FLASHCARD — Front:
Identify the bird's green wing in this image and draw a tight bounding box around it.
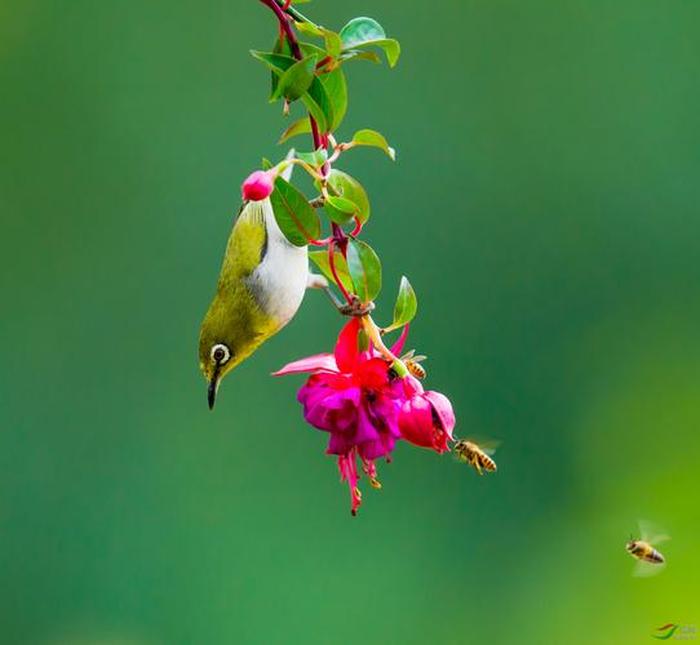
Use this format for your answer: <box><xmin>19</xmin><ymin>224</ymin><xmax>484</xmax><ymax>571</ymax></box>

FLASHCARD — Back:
<box><xmin>219</xmin><ymin>200</ymin><xmax>268</xmax><ymax>282</ymax></box>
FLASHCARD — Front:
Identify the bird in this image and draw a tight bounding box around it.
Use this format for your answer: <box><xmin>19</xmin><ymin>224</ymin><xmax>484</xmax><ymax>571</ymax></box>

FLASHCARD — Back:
<box><xmin>198</xmin><ymin>157</ymin><xmax>325</xmax><ymax>409</ymax></box>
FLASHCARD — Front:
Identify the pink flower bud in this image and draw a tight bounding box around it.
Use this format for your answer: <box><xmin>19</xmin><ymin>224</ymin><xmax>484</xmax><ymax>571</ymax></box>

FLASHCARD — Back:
<box><xmin>241</xmin><ymin>170</ymin><xmax>274</xmax><ymax>201</ymax></box>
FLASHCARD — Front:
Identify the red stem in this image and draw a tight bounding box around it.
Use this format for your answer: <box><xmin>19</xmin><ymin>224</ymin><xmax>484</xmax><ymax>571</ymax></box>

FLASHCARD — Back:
<box><xmin>349</xmin><ymin>216</ymin><xmax>363</xmax><ymax>237</ymax></box>
<box><xmin>328</xmin><ymin>240</ymin><xmax>352</xmax><ymax>303</ymax></box>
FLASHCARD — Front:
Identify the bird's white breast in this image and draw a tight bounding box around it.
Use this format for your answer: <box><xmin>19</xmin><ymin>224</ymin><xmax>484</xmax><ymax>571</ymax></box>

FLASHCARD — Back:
<box><xmin>246</xmin><ymin>199</ymin><xmax>308</xmax><ymax>326</ymax></box>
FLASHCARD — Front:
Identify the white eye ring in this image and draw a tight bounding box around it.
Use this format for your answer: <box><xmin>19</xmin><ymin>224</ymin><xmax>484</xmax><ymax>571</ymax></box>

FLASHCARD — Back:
<box><xmin>211</xmin><ymin>343</ymin><xmax>231</xmax><ymax>365</ymax></box>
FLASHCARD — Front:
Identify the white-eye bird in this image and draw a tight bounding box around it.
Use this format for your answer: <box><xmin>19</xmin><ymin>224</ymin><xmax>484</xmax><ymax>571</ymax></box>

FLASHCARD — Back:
<box><xmin>198</xmin><ymin>159</ymin><xmax>323</xmax><ymax>408</ymax></box>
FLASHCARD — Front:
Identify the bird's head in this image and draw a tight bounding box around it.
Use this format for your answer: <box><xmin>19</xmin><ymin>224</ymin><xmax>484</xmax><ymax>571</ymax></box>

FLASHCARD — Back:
<box><xmin>198</xmin><ymin>293</ymin><xmax>273</xmax><ymax>409</ymax></box>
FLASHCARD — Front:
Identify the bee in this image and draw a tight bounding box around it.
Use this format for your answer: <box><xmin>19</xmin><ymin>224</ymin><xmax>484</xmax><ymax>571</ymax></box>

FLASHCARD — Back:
<box><xmin>625</xmin><ymin>521</ymin><xmax>670</xmax><ymax>577</ymax></box>
<box><xmin>400</xmin><ymin>350</ymin><xmax>427</xmax><ymax>380</ymax></box>
<box><xmin>454</xmin><ymin>440</ymin><xmax>499</xmax><ymax>475</ymax></box>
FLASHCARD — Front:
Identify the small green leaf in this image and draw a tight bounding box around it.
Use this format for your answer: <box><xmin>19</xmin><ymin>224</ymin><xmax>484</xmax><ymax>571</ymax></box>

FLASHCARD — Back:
<box><xmin>251</xmin><ymin>50</ymin><xmax>296</xmax><ymax>75</ymax></box>
<box><xmin>299</xmin><ymin>42</ymin><xmax>326</xmax><ymax>58</ymax></box>
<box><xmin>391</xmin><ymin>276</ymin><xmax>417</xmax><ymax>329</ymax></box>
<box><xmin>269</xmin><ymin>176</ymin><xmax>320</xmax><ymax>246</ymax></box>
<box><xmin>352</xmin><ymin>129</ymin><xmax>396</xmax><ymax>160</ymax></box>
<box><xmin>324</xmin><ymin>195</ymin><xmax>357</xmax><ymax>225</ymax></box>
<box><xmin>278</xmin><ymin>117</ymin><xmax>312</xmax><ymax>144</ymax></box>
<box><xmin>347</xmin><ymin>238</ymin><xmax>382</xmax><ymax>303</ymax></box>
<box><xmin>252</xmin><ymin>50</ymin><xmax>331</xmax><ymax>130</ymax></box>
<box><xmin>339</xmin><ymin>18</ymin><xmax>401</xmax><ymax>67</ymax></box>
<box><xmin>326</xmin><ymin>169</ymin><xmax>370</xmax><ymax>223</ymax></box>
<box><xmin>296</xmin><ymin>23</ymin><xmax>342</xmax><ymax>58</ymax></box>
<box><xmin>271</xmin><ymin>37</ymin><xmax>293</xmax><ymax>95</ymax></box>
<box><xmin>322</xmin><ymin>29</ymin><xmax>342</xmax><ymax>57</ymax></box>
<box><xmin>309</xmin><ymin>250</ymin><xmax>354</xmax><ymax>295</ymax></box>
<box><xmin>270</xmin><ymin>54</ymin><xmax>317</xmax><ymax>102</ymax></box>
<box><xmin>261</xmin><ymin>157</ymin><xmax>273</xmax><ymax>171</ymax></box>
<box><xmin>339</xmin><ymin>49</ymin><xmax>382</xmax><ymax>65</ymax></box>
<box><xmin>320</xmin><ymin>67</ymin><xmax>347</xmax><ymax>131</ymax></box>
<box><xmin>302</xmin><ymin>76</ymin><xmax>333</xmax><ymax>132</ymax></box>
<box><xmin>359</xmin><ymin>39</ymin><xmax>400</xmax><ymax>67</ymax></box>
<box><xmin>339</xmin><ymin>17</ymin><xmax>386</xmax><ymax>48</ymax></box>
<box><xmin>296</xmin><ymin>148</ymin><xmax>328</xmax><ymax>166</ymax></box>
<box><xmin>295</xmin><ymin>21</ymin><xmax>324</xmax><ymax>37</ymax></box>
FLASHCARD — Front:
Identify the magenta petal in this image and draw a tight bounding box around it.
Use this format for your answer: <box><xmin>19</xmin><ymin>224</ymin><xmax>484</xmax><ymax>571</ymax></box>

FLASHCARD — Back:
<box><xmin>273</xmin><ymin>353</ymin><xmax>337</xmax><ymax>376</ymax></box>
<box><xmin>358</xmin><ymin>437</ymin><xmax>393</xmax><ymax>461</ymax></box>
<box><xmin>326</xmin><ymin>432</ymin><xmax>354</xmax><ymax>455</ymax></box>
<box><xmin>390</xmin><ymin>324</ymin><xmax>410</xmax><ymax>355</ymax></box>
<box><xmin>424</xmin><ymin>390</ymin><xmax>456</xmax><ymax>438</ymax></box>
<box><xmin>303</xmin><ymin>386</ymin><xmax>361</xmax><ymax>434</ymax></box>
<box><xmin>354</xmin><ymin>403</ymin><xmax>381</xmax><ymax>445</ymax></box>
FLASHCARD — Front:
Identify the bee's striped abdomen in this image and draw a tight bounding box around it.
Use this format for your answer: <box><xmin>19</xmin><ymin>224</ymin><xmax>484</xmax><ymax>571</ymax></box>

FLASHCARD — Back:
<box><xmin>478</xmin><ymin>453</ymin><xmax>497</xmax><ymax>472</ymax></box>
<box><xmin>645</xmin><ymin>548</ymin><xmax>664</xmax><ymax>564</ymax></box>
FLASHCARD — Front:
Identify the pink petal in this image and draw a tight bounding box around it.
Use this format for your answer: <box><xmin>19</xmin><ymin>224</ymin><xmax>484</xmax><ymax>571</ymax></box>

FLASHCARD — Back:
<box><xmin>272</xmin><ymin>353</ymin><xmax>337</xmax><ymax>376</ymax></box>
<box><xmin>398</xmin><ymin>396</ymin><xmax>435</xmax><ymax>448</ymax></box>
<box><xmin>334</xmin><ymin>318</ymin><xmax>361</xmax><ymax>373</ymax></box>
<box><xmin>424</xmin><ymin>391</ymin><xmax>456</xmax><ymax>438</ymax></box>
<box><xmin>390</xmin><ymin>324</ymin><xmax>410</xmax><ymax>355</ymax></box>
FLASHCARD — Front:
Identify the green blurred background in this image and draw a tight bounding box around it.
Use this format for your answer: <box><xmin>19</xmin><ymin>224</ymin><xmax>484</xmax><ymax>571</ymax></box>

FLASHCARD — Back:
<box><xmin>2</xmin><ymin>1</ymin><xmax>699</xmax><ymax>643</ymax></box>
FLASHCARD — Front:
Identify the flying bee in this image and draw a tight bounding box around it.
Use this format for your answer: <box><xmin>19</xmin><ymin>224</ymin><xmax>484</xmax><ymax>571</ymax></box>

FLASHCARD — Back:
<box><xmin>400</xmin><ymin>350</ymin><xmax>427</xmax><ymax>380</ymax></box>
<box><xmin>454</xmin><ymin>440</ymin><xmax>499</xmax><ymax>475</ymax></box>
<box><xmin>625</xmin><ymin>520</ymin><xmax>670</xmax><ymax>577</ymax></box>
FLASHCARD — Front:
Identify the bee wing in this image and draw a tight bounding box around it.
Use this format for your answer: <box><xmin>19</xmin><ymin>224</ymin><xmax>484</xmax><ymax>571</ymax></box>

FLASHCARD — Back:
<box><xmin>410</xmin><ymin>354</ymin><xmax>428</xmax><ymax>363</ymax></box>
<box><xmin>633</xmin><ymin>559</ymin><xmax>665</xmax><ymax>578</ymax></box>
<box><xmin>400</xmin><ymin>349</ymin><xmax>416</xmax><ymax>361</ymax></box>
<box><xmin>468</xmin><ymin>438</ymin><xmax>501</xmax><ymax>455</ymax></box>
<box><xmin>638</xmin><ymin>520</ymin><xmax>671</xmax><ymax>545</ymax></box>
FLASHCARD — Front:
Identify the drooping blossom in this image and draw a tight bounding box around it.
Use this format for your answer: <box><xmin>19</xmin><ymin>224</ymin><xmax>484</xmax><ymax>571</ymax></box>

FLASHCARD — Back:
<box><xmin>274</xmin><ymin>318</ymin><xmax>456</xmax><ymax>515</ymax></box>
<box><xmin>241</xmin><ymin>169</ymin><xmax>274</xmax><ymax>201</ymax></box>
<box><xmin>393</xmin><ymin>375</ymin><xmax>455</xmax><ymax>454</ymax></box>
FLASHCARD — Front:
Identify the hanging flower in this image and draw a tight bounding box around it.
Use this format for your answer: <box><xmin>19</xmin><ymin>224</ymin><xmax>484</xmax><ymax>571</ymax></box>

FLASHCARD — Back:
<box><xmin>394</xmin><ymin>375</ymin><xmax>455</xmax><ymax>453</ymax></box>
<box><xmin>274</xmin><ymin>319</ymin><xmax>456</xmax><ymax>514</ymax></box>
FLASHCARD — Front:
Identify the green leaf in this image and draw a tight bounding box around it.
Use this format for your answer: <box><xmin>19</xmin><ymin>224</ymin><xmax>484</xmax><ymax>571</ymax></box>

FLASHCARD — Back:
<box><xmin>302</xmin><ymin>76</ymin><xmax>333</xmax><ymax>132</ymax></box>
<box><xmin>261</xmin><ymin>157</ymin><xmax>273</xmax><ymax>171</ymax></box>
<box><xmin>320</xmin><ymin>67</ymin><xmax>347</xmax><ymax>131</ymax></box>
<box><xmin>346</xmin><ymin>238</ymin><xmax>382</xmax><ymax>302</ymax></box>
<box><xmin>352</xmin><ymin>129</ymin><xmax>396</xmax><ymax>160</ymax></box>
<box><xmin>339</xmin><ymin>49</ymin><xmax>382</xmax><ymax>65</ymax></box>
<box><xmin>299</xmin><ymin>42</ymin><xmax>327</xmax><ymax>58</ymax></box>
<box><xmin>269</xmin><ymin>176</ymin><xmax>320</xmax><ymax>246</ymax></box>
<box><xmin>309</xmin><ymin>250</ymin><xmax>354</xmax><ymax>295</ymax></box>
<box><xmin>339</xmin><ymin>17</ymin><xmax>401</xmax><ymax>67</ymax></box>
<box><xmin>278</xmin><ymin>117</ymin><xmax>312</xmax><ymax>144</ymax></box>
<box><xmin>270</xmin><ymin>54</ymin><xmax>317</xmax><ymax>102</ymax></box>
<box><xmin>324</xmin><ymin>195</ymin><xmax>357</xmax><ymax>225</ymax></box>
<box><xmin>251</xmin><ymin>50</ymin><xmax>296</xmax><ymax>75</ymax></box>
<box><xmin>296</xmin><ymin>148</ymin><xmax>328</xmax><ymax>166</ymax></box>
<box><xmin>358</xmin><ymin>39</ymin><xmax>400</xmax><ymax>67</ymax></box>
<box><xmin>339</xmin><ymin>17</ymin><xmax>386</xmax><ymax>48</ymax></box>
<box><xmin>271</xmin><ymin>37</ymin><xmax>293</xmax><ymax>96</ymax></box>
<box><xmin>391</xmin><ymin>276</ymin><xmax>417</xmax><ymax>329</ymax></box>
<box><xmin>322</xmin><ymin>29</ymin><xmax>342</xmax><ymax>57</ymax></box>
<box><xmin>295</xmin><ymin>21</ymin><xmax>324</xmax><ymax>37</ymax></box>
<box><xmin>251</xmin><ymin>50</ymin><xmax>331</xmax><ymax>130</ymax></box>
<box><xmin>296</xmin><ymin>23</ymin><xmax>342</xmax><ymax>58</ymax></box>
<box><xmin>326</xmin><ymin>169</ymin><xmax>370</xmax><ymax>223</ymax></box>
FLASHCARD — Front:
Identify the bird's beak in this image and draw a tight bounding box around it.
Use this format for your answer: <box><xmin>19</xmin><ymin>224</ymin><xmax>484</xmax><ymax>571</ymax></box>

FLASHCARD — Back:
<box><xmin>208</xmin><ymin>368</ymin><xmax>220</xmax><ymax>410</ymax></box>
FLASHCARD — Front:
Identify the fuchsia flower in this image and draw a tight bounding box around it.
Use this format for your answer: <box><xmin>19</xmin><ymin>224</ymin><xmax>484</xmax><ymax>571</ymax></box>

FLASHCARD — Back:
<box><xmin>241</xmin><ymin>170</ymin><xmax>274</xmax><ymax>201</ymax></box>
<box><xmin>274</xmin><ymin>318</ymin><xmax>456</xmax><ymax>515</ymax></box>
<box><xmin>394</xmin><ymin>376</ymin><xmax>455</xmax><ymax>454</ymax></box>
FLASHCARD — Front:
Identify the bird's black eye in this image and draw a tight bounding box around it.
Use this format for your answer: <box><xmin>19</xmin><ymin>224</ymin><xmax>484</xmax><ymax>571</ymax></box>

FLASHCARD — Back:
<box><xmin>211</xmin><ymin>343</ymin><xmax>231</xmax><ymax>365</ymax></box>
